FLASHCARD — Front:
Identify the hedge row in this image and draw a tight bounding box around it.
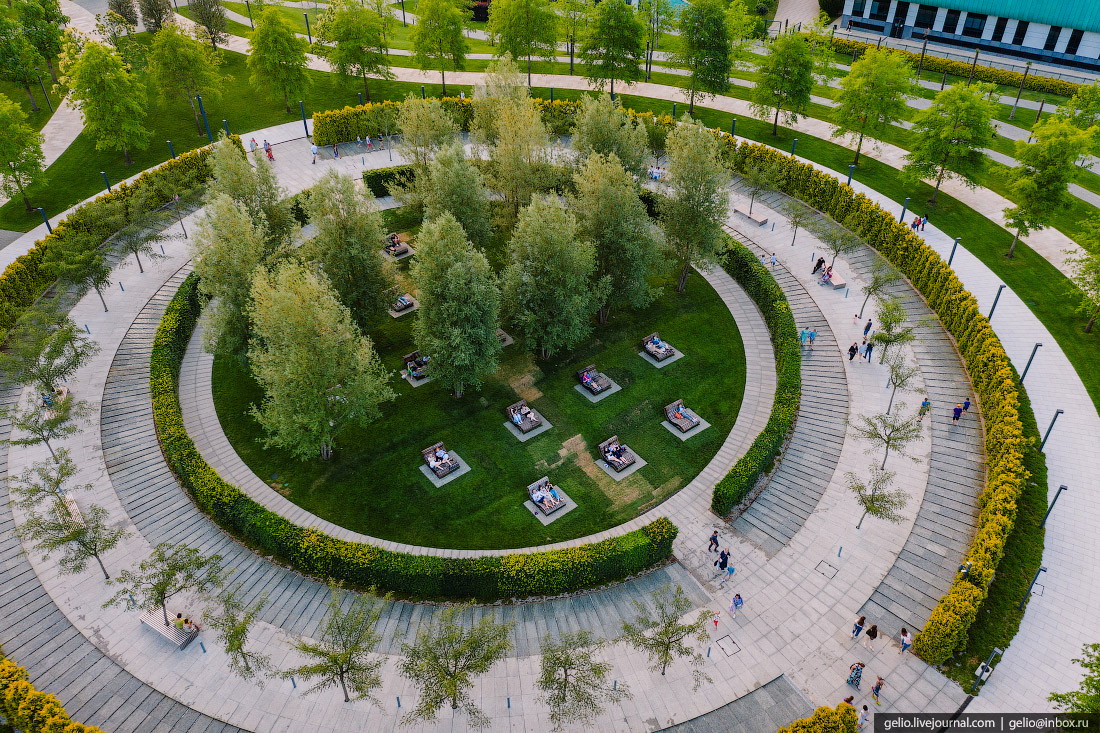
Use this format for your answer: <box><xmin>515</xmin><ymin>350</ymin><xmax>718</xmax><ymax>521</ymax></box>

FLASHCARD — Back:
<box><xmin>829</xmin><ymin>36</ymin><xmax>1082</xmax><ymax>99</ymax></box>
<box><xmin>312</xmin><ymin>97</ymin><xmax>583</xmax><ymax>145</ymax></box>
<box><xmin>778</xmin><ymin>704</ymin><xmax>858</xmax><ymax>733</ymax></box>
<box><xmin>0</xmin><ymin>137</ymin><xmax>242</xmax><ymax>336</ymax></box>
<box><xmin>151</xmin><ymin>273</ymin><xmax>679</xmax><ymax>599</ymax></box>
<box><xmin>363</xmin><ymin>164</ymin><xmax>414</xmax><ymax>198</ymax></box>
<box><xmin>0</xmin><ymin>650</ymin><xmax>104</xmax><ymax>733</ymax></box>
<box><xmin>711</xmin><ymin>242</ymin><xmax>802</xmax><ymax>515</ymax></box>
<box><xmin>723</xmin><ymin>138</ymin><xmax>1029</xmax><ymax>665</ymax></box>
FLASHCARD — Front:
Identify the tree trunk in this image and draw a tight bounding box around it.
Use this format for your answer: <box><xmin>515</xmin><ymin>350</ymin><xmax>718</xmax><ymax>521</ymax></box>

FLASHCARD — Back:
<box><xmin>95</xmin><ymin>554</ymin><xmax>110</xmax><ymax>580</ymax></box>
<box><xmin>790</xmin><ymin>225</ymin><xmax>798</xmax><ymax>247</ymax></box>
<box><xmin>364</xmin><ymin>74</ymin><xmax>371</xmax><ymax>102</ymax></box>
<box><xmin>46</xmin><ymin>57</ymin><xmax>58</xmax><ymax>83</ymax></box>
<box><xmin>688</xmin><ymin>78</ymin><xmax>696</xmax><ymax>115</ymax></box>
<box><xmin>14</xmin><ymin>173</ymin><xmax>31</xmax><ymax>211</ymax></box>
<box><xmin>859</xmin><ymin>292</ymin><xmax>871</xmax><ymax>318</ymax></box>
<box><xmin>1007</xmin><ymin>228</ymin><xmax>1021</xmax><ymax>258</ymax></box>
<box><xmin>880</xmin><ymin>447</ymin><xmax>890</xmax><ymax>470</ymax></box>
<box><xmin>441</xmin><ymin>68</ymin><xmax>446</xmax><ymax>95</ymax></box>
<box><xmin>123</xmin><ymin>145</ymin><xmax>133</xmax><ymax>165</ymax></box>
<box><xmin>321</xmin><ymin>441</ymin><xmax>333</xmax><ymax>461</ymax></box>
<box><xmin>772</xmin><ymin>105</ymin><xmax>780</xmax><ymax>135</ymax></box>
<box><xmin>162</xmin><ymin>603</ymin><xmax>170</xmax><ymax>626</ymax></box>
<box><xmin>748</xmin><ymin>192</ymin><xmax>756</xmax><ymax>215</ymax></box>
<box><xmin>930</xmin><ymin>164</ymin><xmax>946</xmax><ymax>203</ymax></box>
<box><xmin>1086</xmin><ymin>306</ymin><xmax>1098</xmax><ymax>333</ymax></box>
<box><xmin>340</xmin><ymin>675</ymin><xmax>350</xmax><ymax>702</ymax></box>
<box><xmin>598</xmin><ymin>304</ymin><xmax>609</xmax><ymax>325</ymax></box>
<box><xmin>285</xmin><ymin>89</ymin><xmax>291</xmax><ymax>113</ymax></box>
<box><xmin>44</xmin><ymin>438</ymin><xmax>56</xmax><ymax>461</ymax></box>
<box><xmin>527</xmin><ymin>54</ymin><xmax>532</xmax><ymax>88</ymax></box>
<box><xmin>853</xmin><ymin>131</ymin><xmax>864</xmax><ymax>165</ymax></box>
<box><xmin>96</xmin><ymin>286</ymin><xmax>109</xmax><ymax>312</ymax></box>
<box><xmin>676</xmin><ymin>262</ymin><xmax>690</xmax><ymax>293</ymax></box>
<box><xmin>856</xmin><ymin>508</ymin><xmax>868</xmax><ymax>529</ymax></box>
<box><xmin>25</xmin><ymin>85</ymin><xmax>39</xmax><ymax>112</ymax></box>
<box><xmin>189</xmin><ymin>95</ymin><xmax>204</xmax><ymax>136</ymax></box>
<box><xmin>133</xmin><ymin>250</ymin><xmax>144</xmax><ymax>273</ymax></box>
<box><xmin>455</xmin><ymin>385</ymin><xmax>464</xmax><ymax>399</ymax></box>
<box><xmin>610</xmin><ymin>76</ymin><xmax>614</xmax><ymax>98</ymax></box>
<box><xmin>887</xmin><ymin>383</ymin><xmax>897</xmax><ymax>413</ymax></box>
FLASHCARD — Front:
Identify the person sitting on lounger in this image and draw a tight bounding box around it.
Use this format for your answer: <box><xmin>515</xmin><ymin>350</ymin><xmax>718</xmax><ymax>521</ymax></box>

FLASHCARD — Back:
<box><xmin>428</xmin><ymin>455</ymin><xmax>441</xmax><ymax>470</ymax></box>
<box><xmin>435</xmin><ymin>447</ymin><xmax>449</xmax><ymax>462</ymax></box>
<box><xmin>821</xmin><ymin>266</ymin><xmax>833</xmax><ymax>285</ymax></box>
<box><xmin>532</xmin><ymin>487</ymin><xmax>559</xmax><ymax>510</ymax></box>
<box><xmin>511</xmin><ymin>410</ymin><xmax>523</xmax><ymax>426</ymax></box>
<box><xmin>396</xmin><ymin>295</ymin><xmax>411</xmax><ymax>307</ymax></box>
<box><xmin>385</xmin><ymin>234</ymin><xmax>402</xmax><ymax>254</ymax></box>
<box><xmin>408</xmin><ymin>363</ymin><xmax>425</xmax><ymax>378</ymax></box>
<box><xmin>582</xmin><ymin>371</ymin><xmax>593</xmax><ymax>387</ymax></box>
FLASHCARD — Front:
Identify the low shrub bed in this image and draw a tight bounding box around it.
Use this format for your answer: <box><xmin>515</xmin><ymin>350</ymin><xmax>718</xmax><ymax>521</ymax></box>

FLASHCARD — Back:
<box><xmin>0</xmin><ymin>649</ymin><xmax>103</xmax><ymax>733</ymax></box>
<box><xmin>779</xmin><ymin>704</ymin><xmax>858</xmax><ymax>733</ymax></box>
<box><xmin>711</xmin><ymin>241</ymin><xmax>802</xmax><ymax>515</ymax></box>
<box><xmin>151</xmin><ymin>273</ymin><xmax>679</xmax><ymax>599</ymax></box>
<box><xmin>723</xmin><ymin>138</ymin><xmax>1038</xmax><ymax>665</ymax></box>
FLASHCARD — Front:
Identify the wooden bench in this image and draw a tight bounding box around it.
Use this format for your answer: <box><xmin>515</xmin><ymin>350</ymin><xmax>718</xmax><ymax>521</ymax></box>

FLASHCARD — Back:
<box><xmin>527</xmin><ymin>476</ymin><xmax>567</xmax><ymax>516</ymax></box>
<box><xmin>392</xmin><ymin>293</ymin><xmax>416</xmax><ymax>312</ymax></box>
<box><xmin>404</xmin><ymin>351</ymin><xmax>429</xmax><ymax>380</ymax></box>
<box><xmin>505</xmin><ymin>400</ymin><xmax>543</xmax><ymax>434</ymax></box>
<box><xmin>139</xmin><ymin>609</ymin><xmax>199</xmax><ymax>650</ymax></box>
<box><xmin>422</xmin><ymin>442</ymin><xmax>460</xmax><ymax>478</ymax></box>
<box><xmin>577</xmin><ymin>365</ymin><xmax>612</xmax><ymax>395</ymax></box>
<box><xmin>831</xmin><ymin>275</ymin><xmax>847</xmax><ymax>290</ymax></box>
<box><xmin>55</xmin><ymin>493</ymin><xmax>84</xmax><ymax>529</ymax></box>
<box><xmin>642</xmin><ymin>332</ymin><xmax>676</xmax><ymax>362</ymax></box>
<box><xmin>665</xmin><ymin>399</ymin><xmax>701</xmax><ymax>433</ymax></box>
<box><xmin>598</xmin><ymin>436</ymin><xmax>636</xmax><ymax>472</ymax></box>
<box><xmin>734</xmin><ymin>207</ymin><xmax>768</xmax><ymax>226</ymax></box>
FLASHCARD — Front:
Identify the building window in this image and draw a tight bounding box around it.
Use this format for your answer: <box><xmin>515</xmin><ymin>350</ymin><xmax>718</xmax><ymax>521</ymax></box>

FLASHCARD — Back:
<box><xmin>961</xmin><ymin>13</ymin><xmax>986</xmax><ymax>38</ymax></box>
<box><xmin>942</xmin><ymin>9</ymin><xmax>961</xmax><ymax>35</ymax></box>
<box><xmin>992</xmin><ymin>17</ymin><xmax>1008</xmax><ymax>42</ymax></box>
<box><xmin>852</xmin><ymin>0</ymin><xmax>867</xmax><ymax>16</ymax></box>
<box><xmin>1044</xmin><ymin>26</ymin><xmax>1062</xmax><ymax>51</ymax></box>
<box><xmin>1065</xmin><ymin>28</ymin><xmax>1084</xmax><ymax>56</ymax></box>
<box><xmin>1012</xmin><ymin>20</ymin><xmax>1029</xmax><ymax>45</ymax></box>
<box><xmin>914</xmin><ymin>4</ymin><xmax>936</xmax><ymax>29</ymax></box>
<box><xmin>869</xmin><ymin>0</ymin><xmax>890</xmax><ymax>21</ymax></box>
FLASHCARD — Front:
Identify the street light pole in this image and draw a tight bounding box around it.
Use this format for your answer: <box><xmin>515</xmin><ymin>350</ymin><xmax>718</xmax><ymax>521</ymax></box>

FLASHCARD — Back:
<box><xmin>987</xmin><ymin>284</ymin><xmax>1006</xmax><ymax>320</ymax></box>
<box><xmin>34</xmin><ymin>69</ymin><xmax>52</xmax><ymax>113</ymax></box>
<box><xmin>1020</xmin><ymin>342</ymin><xmax>1042</xmax><ymax>383</ymax></box>
<box><xmin>1018</xmin><ymin>567</ymin><xmax>1047</xmax><ymax>611</ymax></box>
<box><xmin>947</xmin><ymin>237</ymin><xmax>961</xmax><ymax>267</ymax></box>
<box><xmin>970</xmin><ymin>647</ymin><xmax>1004</xmax><ymax>694</ymax></box>
<box><xmin>1041</xmin><ymin>485</ymin><xmax>1067</xmax><ymax>528</ymax></box>
<box><xmin>1039</xmin><ymin>409</ymin><xmax>1064</xmax><ymax>452</ymax></box>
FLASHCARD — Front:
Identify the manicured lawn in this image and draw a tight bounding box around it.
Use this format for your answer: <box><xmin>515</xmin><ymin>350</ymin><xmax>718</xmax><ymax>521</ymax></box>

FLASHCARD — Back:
<box><xmin>0</xmin><ymin>78</ymin><xmax>57</xmax><ymax>132</ymax></box>
<box><xmin>211</xmin><ymin>265</ymin><xmax>746</xmax><ymax>550</ymax></box>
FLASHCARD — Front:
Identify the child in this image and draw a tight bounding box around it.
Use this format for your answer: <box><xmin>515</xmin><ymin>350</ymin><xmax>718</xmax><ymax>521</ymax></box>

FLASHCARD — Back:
<box><xmin>266</xmin><ymin>147</ymin><xmax>275</xmax><ymax>161</ymax></box>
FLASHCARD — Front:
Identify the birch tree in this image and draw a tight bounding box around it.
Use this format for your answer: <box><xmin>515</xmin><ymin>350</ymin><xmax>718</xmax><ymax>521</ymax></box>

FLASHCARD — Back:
<box><xmin>619</xmin><ymin>584</ymin><xmax>711</xmax><ymax>688</ymax></box>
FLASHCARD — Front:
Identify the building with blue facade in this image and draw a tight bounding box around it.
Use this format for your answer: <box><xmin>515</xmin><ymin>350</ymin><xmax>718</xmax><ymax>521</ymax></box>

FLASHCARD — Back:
<box><xmin>839</xmin><ymin>0</ymin><xmax>1100</xmax><ymax>71</ymax></box>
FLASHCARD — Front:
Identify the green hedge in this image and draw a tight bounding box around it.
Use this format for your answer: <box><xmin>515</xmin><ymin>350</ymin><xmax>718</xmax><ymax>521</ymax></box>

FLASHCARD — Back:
<box><xmin>778</xmin><ymin>704</ymin><xmax>858</xmax><ymax>733</ymax></box>
<box><xmin>711</xmin><ymin>242</ymin><xmax>802</xmax><ymax>515</ymax></box>
<box><xmin>151</xmin><ymin>273</ymin><xmax>679</xmax><ymax>600</ymax></box>
<box><xmin>312</xmin><ymin>97</ymin><xmax>583</xmax><ymax>145</ymax></box>
<box><xmin>724</xmin><ymin>138</ymin><xmax>1032</xmax><ymax>665</ymax></box>
<box><xmin>363</xmin><ymin>164</ymin><xmax>414</xmax><ymax>198</ymax></box>
<box><xmin>829</xmin><ymin>37</ymin><xmax>1082</xmax><ymax>98</ymax></box>
<box><xmin>0</xmin><ymin>649</ymin><xmax>104</xmax><ymax>733</ymax></box>
<box><xmin>0</xmin><ymin>136</ymin><xmax>243</xmax><ymax>336</ymax></box>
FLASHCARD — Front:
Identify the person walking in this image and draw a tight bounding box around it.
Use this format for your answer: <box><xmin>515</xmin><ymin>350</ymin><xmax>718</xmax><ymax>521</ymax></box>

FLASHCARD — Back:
<box><xmin>848</xmin><ymin>343</ymin><xmax>859</xmax><ymax>361</ymax></box>
<box><xmin>962</xmin><ymin>397</ymin><xmax>971</xmax><ymax>414</ymax></box>
<box><xmin>712</xmin><ymin>611</ymin><xmax>720</xmax><ymax>632</ymax></box>
<box><xmin>921</xmin><ymin>215</ymin><xmax>927</xmax><ymax>231</ymax></box>
<box><xmin>715</xmin><ymin>548</ymin><xmax>729</xmax><ymax>576</ymax></box>
<box><xmin>865</xmin><ymin>340</ymin><xmax>874</xmax><ymax>362</ymax></box>
<box><xmin>263</xmin><ymin>139</ymin><xmax>270</xmax><ymax>154</ymax></box>
<box><xmin>812</xmin><ymin>257</ymin><xmax>826</xmax><ymax>275</ymax></box>
<box><xmin>800</xmin><ymin>328</ymin><xmax>809</xmax><ymax>348</ymax></box>
<box><xmin>852</xmin><ymin>313</ymin><xmax>860</xmax><ymax>325</ymax></box>
<box><xmin>871</xmin><ymin>675</ymin><xmax>885</xmax><ymax>705</ymax></box>
<box><xmin>846</xmin><ymin>661</ymin><xmax>865</xmax><ymax>689</ymax></box>
<box><xmin>761</xmin><ymin>254</ymin><xmax>767</xmax><ymax>267</ymax></box>
<box><xmin>862</xmin><ymin>624</ymin><xmax>878</xmax><ymax>652</ymax></box>
<box><xmin>708</xmin><ymin>530</ymin><xmax>720</xmax><ymax>552</ymax></box>
<box><xmin>771</xmin><ymin>253</ymin><xmax>777</xmax><ymax>268</ymax></box>
<box><xmin>952</xmin><ymin>403</ymin><xmax>963</xmax><ymax>425</ymax></box>
<box><xmin>249</xmin><ymin>137</ymin><xmax>258</xmax><ymax>153</ymax></box>
<box><xmin>841</xmin><ymin>696</ymin><xmax>854</xmax><ymax>707</ymax></box>
<box><xmin>808</xmin><ymin>329</ymin><xmax>816</xmax><ymax>350</ymax></box>
<box><xmin>858</xmin><ymin>704</ymin><xmax>870</xmax><ymax>729</ymax></box>
<box><xmin>918</xmin><ymin>399</ymin><xmax>931</xmax><ymax>422</ymax></box>
<box><xmin>899</xmin><ymin>628</ymin><xmax>913</xmax><ymax>654</ymax></box>
<box><xmin>851</xmin><ymin>616</ymin><xmax>865</xmax><ymax>640</ymax></box>
<box><xmin>332</xmin><ymin>144</ymin><xmax>340</xmax><ymax>159</ymax></box>
<box><xmin>721</xmin><ymin>556</ymin><xmax>736</xmax><ymax>584</ymax></box>
<box><xmin>858</xmin><ymin>339</ymin><xmax>868</xmax><ymax>360</ymax></box>
<box><xmin>729</xmin><ymin>594</ymin><xmax>744</xmax><ymax>618</ymax></box>
<box><xmin>265</xmin><ymin>146</ymin><xmax>275</xmax><ymax>162</ymax></box>
<box><xmin>863</xmin><ymin>319</ymin><xmax>872</xmax><ymax>337</ymax></box>
<box><xmin>311</xmin><ymin>143</ymin><xmax>318</xmax><ymax>164</ymax></box>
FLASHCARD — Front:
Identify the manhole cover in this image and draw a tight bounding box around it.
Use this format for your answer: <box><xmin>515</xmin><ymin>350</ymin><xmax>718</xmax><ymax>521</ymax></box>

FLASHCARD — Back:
<box><xmin>715</xmin><ymin>635</ymin><xmax>740</xmax><ymax>656</ymax></box>
<box><xmin>816</xmin><ymin>560</ymin><xmax>838</xmax><ymax>579</ymax></box>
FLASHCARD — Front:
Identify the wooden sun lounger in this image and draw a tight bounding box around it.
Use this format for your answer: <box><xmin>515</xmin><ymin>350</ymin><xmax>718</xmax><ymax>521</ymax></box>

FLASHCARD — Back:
<box><xmin>665</xmin><ymin>399</ymin><xmax>701</xmax><ymax>433</ymax></box>
<box><xmin>506</xmin><ymin>400</ymin><xmax>543</xmax><ymax>434</ymax></box>
<box><xmin>383</xmin><ymin>232</ymin><xmax>410</xmax><ymax>256</ymax></box>
<box><xmin>392</xmin><ymin>293</ymin><xmax>415</xmax><ymax>312</ymax></box>
<box><xmin>404</xmin><ymin>351</ymin><xmax>429</xmax><ymax>380</ymax></box>
<box><xmin>526</xmin><ymin>476</ymin><xmax>566</xmax><ymax>516</ymax></box>
<box><xmin>642</xmin><ymin>332</ymin><xmax>676</xmax><ymax>361</ymax></box>
<box><xmin>577</xmin><ymin>365</ymin><xmax>612</xmax><ymax>394</ymax></box>
<box><xmin>422</xmin><ymin>441</ymin><xmax>459</xmax><ymax>478</ymax></box>
<box><xmin>598</xmin><ymin>436</ymin><xmax>636</xmax><ymax>472</ymax></box>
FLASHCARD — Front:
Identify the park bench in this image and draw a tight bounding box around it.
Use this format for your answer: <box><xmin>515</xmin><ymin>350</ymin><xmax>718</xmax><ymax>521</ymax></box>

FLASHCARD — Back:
<box><xmin>598</xmin><ymin>436</ymin><xmax>636</xmax><ymax>472</ymax></box>
<box><xmin>527</xmin><ymin>477</ymin><xmax>567</xmax><ymax>516</ymax></box>
<box><xmin>505</xmin><ymin>400</ymin><xmax>543</xmax><ymax>434</ymax></box>
<box><xmin>139</xmin><ymin>609</ymin><xmax>198</xmax><ymax>650</ymax></box>
<box><xmin>403</xmin><ymin>351</ymin><xmax>430</xmax><ymax>380</ymax></box>
<box><xmin>665</xmin><ymin>399</ymin><xmax>701</xmax><ymax>433</ymax></box>
<box><xmin>423</xmin><ymin>442</ymin><xmax>460</xmax><ymax>478</ymax></box>
<box><xmin>642</xmin><ymin>332</ymin><xmax>676</xmax><ymax>362</ymax></box>
<box><xmin>577</xmin><ymin>365</ymin><xmax>612</xmax><ymax>395</ymax></box>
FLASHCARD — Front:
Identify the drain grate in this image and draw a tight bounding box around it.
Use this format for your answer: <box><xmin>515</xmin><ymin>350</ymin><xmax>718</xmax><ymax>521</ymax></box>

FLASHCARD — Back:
<box><xmin>816</xmin><ymin>560</ymin><xmax>838</xmax><ymax>579</ymax></box>
<box><xmin>715</xmin><ymin>635</ymin><xmax>740</xmax><ymax>656</ymax></box>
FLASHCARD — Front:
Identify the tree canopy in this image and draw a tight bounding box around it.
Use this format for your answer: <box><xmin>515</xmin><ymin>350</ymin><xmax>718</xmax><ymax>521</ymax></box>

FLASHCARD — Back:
<box><xmin>488</xmin><ymin>0</ymin><xmax>557</xmax><ymax>87</ymax></box>
<box><xmin>248</xmin><ymin>7</ymin><xmax>311</xmax><ymax>112</ymax></box>
<box><xmin>316</xmin><ymin>0</ymin><xmax>393</xmax><ymax>101</ymax></box>
<box><xmin>831</xmin><ymin>48</ymin><xmax>917</xmax><ymax>165</ymax></box>
<box><xmin>411</xmin><ymin>0</ymin><xmax>468</xmax><ymax>95</ymax></box>
<box><xmin>65</xmin><ymin>40</ymin><xmax>150</xmax><ymax>164</ymax></box>
<box><xmin>570</xmin><ymin>93</ymin><xmax>648</xmax><ymax>176</ymax></box>
<box><xmin>148</xmin><ymin>24</ymin><xmax>224</xmax><ymax>137</ymax></box>
<box><xmin>580</xmin><ymin>0</ymin><xmax>644</xmax><ymax>97</ymax></box>
<box><xmin>750</xmin><ymin>34</ymin><xmax>814</xmax><ymax>135</ymax></box>
<box><xmin>672</xmin><ymin>0</ymin><xmax>731</xmax><ymax>114</ymax></box>
<box><xmin>423</xmin><ymin>142</ymin><xmax>493</xmax><ymax>246</ymax></box>
<box><xmin>0</xmin><ymin>92</ymin><xmax>44</xmax><ymax>210</ymax></box>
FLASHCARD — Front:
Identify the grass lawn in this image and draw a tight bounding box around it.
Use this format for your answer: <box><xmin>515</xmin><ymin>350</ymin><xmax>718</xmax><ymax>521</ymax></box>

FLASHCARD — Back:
<box><xmin>211</xmin><ymin>263</ymin><xmax>746</xmax><ymax>550</ymax></box>
<box><xmin>0</xmin><ymin>78</ymin><xmax>57</xmax><ymax>132</ymax></box>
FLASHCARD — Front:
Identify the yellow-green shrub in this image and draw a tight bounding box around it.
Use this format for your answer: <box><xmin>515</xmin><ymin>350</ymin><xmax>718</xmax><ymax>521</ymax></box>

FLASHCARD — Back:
<box><xmin>723</xmin><ymin>139</ymin><xmax>1028</xmax><ymax>665</ymax></box>
<box><xmin>778</xmin><ymin>703</ymin><xmax>858</xmax><ymax>733</ymax></box>
<box><xmin>0</xmin><ymin>652</ymin><xmax>104</xmax><ymax>733</ymax></box>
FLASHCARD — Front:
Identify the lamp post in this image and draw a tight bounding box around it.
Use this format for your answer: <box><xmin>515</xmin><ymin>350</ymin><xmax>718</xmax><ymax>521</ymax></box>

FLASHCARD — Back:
<box><xmin>916</xmin><ymin>35</ymin><xmax>928</xmax><ymax>76</ymax></box>
<box><xmin>34</xmin><ymin>69</ymin><xmax>52</xmax><ymax>113</ymax></box>
<box><xmin>1041</xmin><ymin>485</ymin><xmax>1067</xmax><ymax>528</ymax></box>
<box><xmin>167</xmin><ymin>140</ymin><xmax>176</xmax><ymax>159</ymax></box>
<box><xmin>1039</xmin><ymin>409</ymin><xmax>1063</xmax><ymax>452</ymax></box>
<box><xmin>970</xmin><ymin>647</ymin><xmax>1004</xmax><ymax>694</ymax></box>
<box><xmin>966</xmin><ymin>48</ymin><xmax>979</xmax><ymax>87</ymax></box>
<box><xmin>847</xmin><ymin>164</ymin><xmax>854</xmax><ymax>185</ymax></box>
<box><xmin>400</xmin><ymin>0</ymin><xmax>406</xmax><ymax>26</ymax></box>
<box><xmin>1018</xmin><ymin>567</ymin><xmax>1047</xmax><ymax>611</ymax></box>
<box><xmin>1020</xmin><ymin>342</ymin><xmax>1042</xmax><ymax>383</ymax></box>
<box><xmin>245</xmin><ymin>0</ymin><xmax>254</xmax><ymax>28</ymax></box>
<box><xmin>37</xmin><ymin>208</ymin><xmax>51</xmax><ymax>233</ymax></box>
<box><xmin>987</xmin><ymin>284</ymin><xmax>1006</xmax><ymax>321</ymax></box>
<box><xmin>299</xmin><ymin>100</ymin><xmax>309</xmax><ymax>138</ymax></box>
<box><xmin>101</xmin><ymin>171</ymin><xmax>112</xmax><ymax>193</ymax></box>
<box><xmin>1010</xmin><ymin>62</ymin><xmax>1030</xmax><ymax>120</ymax></box>
<box><xmin>304</xmin><ymin>13</ymin><xmax>312</xmax><ymax>45</ymax></box>
<box><xmin>222</xmin><ymin>120</ymin><xmax>229</xmax><ymax>137</ymax></box>
<box><xmin>899</xmin><ymin>196</ymin><xmax>910</xmax><ymax>223</ymax></box>
<box><xmin>947</xmin><ymin>237</ymin><xmax>961</xmax><ymax>266</ymax></box>
<box><xmin>196</xmin><ymin>95</ymin><xmax>213</xmax><ymax>143</ymax></box>
<box><xmin>791</xmin><ymin>138</ymin><xmax>798</xmax><ymax>155</ymax></box>
<box><xmin>731</xmin><ymin>118</ymin><xmax>736</xmax><ymax>137</ymax></box>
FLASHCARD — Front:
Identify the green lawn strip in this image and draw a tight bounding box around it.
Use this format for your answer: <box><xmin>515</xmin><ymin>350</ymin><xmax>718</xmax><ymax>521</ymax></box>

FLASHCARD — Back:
<box><xmin>177</xmin><ymin>6</ymin><xmax>256</xmax><ymax>39</ymax></box>
<box><xmin>0</xmin><ymin>78</ymin><xmax>57</xmax><ymax>132</ymax></box>
<box><xmin>223</xmin><ymin>0</ymin><xmax>323</xmax><ymax>33</ymax></box>
<box><xmin>612</xmin><ymin>94</ymin><xmax>1100</xmax><ymax>413</ymax></box>
<box><xmin>0</xmin><ymin>47</ymin><xmax>473</xmax><ymax>231</ymax></box>
<box><xmin>942</xmin><ymin>375</ymin><xmax>1046</xmax><ymax>690</ymax></box>
<box><xmin>211</xmin><ymin>264</ymin><xmax>745</xmax><ymax>550</ymax></box>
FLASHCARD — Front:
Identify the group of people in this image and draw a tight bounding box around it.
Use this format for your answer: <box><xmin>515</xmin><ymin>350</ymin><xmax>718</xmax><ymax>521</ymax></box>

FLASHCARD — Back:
<box><xmin>530</xmin><ymin>479</ymin><xmax>563</xmax><ymax>511</ymax></box>
<box><xmin>647</xmin><ymin>167</ymin><xmax>666</xmax><ymax>180</ymax></box>
<box><xmin>249</xmin><ymin>138</ymin><xmax>275</xmax><ymax>162</ymax></box>
<box><xmin>407</xmin><ymin>353</ymin><xmax>430</xmax><ymax>379</ymax></box>
<box><xmin>173</xmin><ymin>613</ymin><xmax>201</xmax><ymax>634</ymax></box>
<box><xmin>798</xmin><ymin>327</ymin><xmax>818</xmax><ymax>350</ymax></box>
<box><xmin>426</xmin><ymin>445</ymin><xmax>452</xmax><ymax>471</ymax></box>
<box><xmin>509</xmin><ymin>403</ymin><xmax>537</xmax><ymax>427</ymax></box>
<box><xmin>811</xmin><ymin>257</ymin><xmax>834</xmax><ymax>285</ymax></box>
<box><xmin>603</xmin><ymin>441</ymin><xmax>630</xmax><ymax>467</ymax></box>
<box><xmin>385</xmin><ymin>232</ymin><xmax>405</xmax><ymax>255</ymax></box>
<box><xmin>909</xmin><ymin>215</ymin><xmax>927</xmax><ymax>232</ymax></box>
<box><xmin>645</xmin><ymin>334</ymin><xmax>674</xmax><ymax>359</ymax></box>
